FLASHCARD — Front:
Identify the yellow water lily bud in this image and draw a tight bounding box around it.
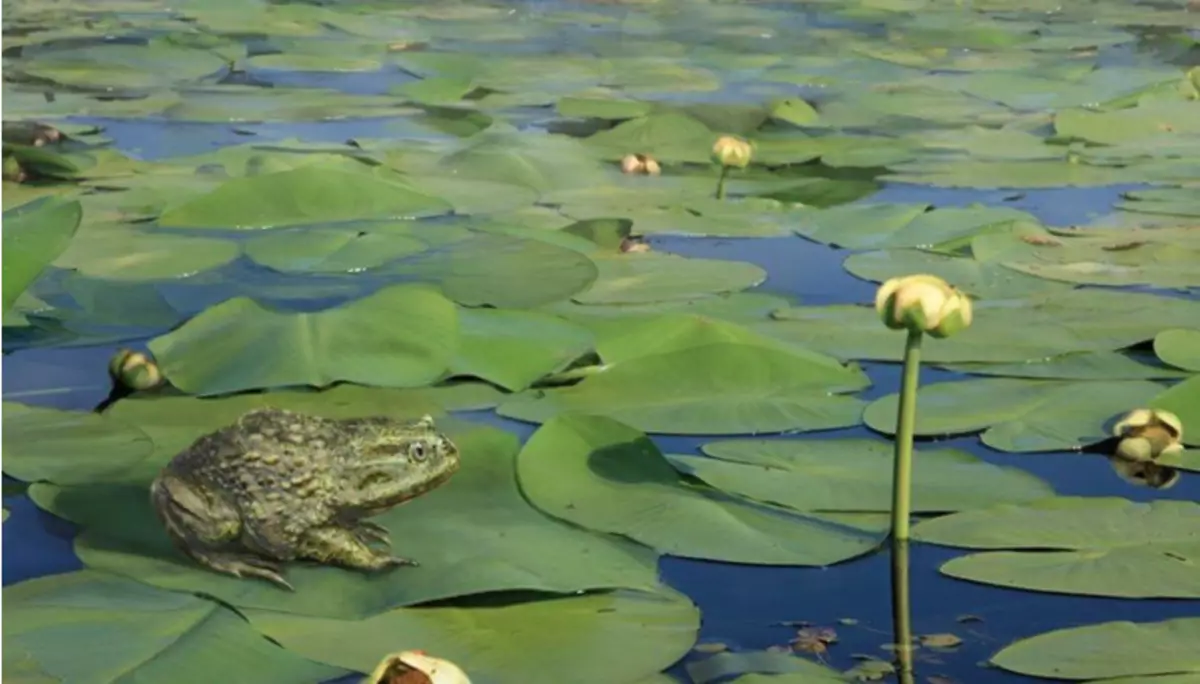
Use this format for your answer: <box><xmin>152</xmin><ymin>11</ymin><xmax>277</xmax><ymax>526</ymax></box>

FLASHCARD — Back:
<box><xmin>1111</xmin><ymin>408</ymin><xmax>1183</xmax><ymax>461</ymax></box>
<box><xmin>711</xmin><ymin>135</ymin><xmax>752</xmax><ymax>168</ymax></box>
<box><xmin>874</xmin><ymin>274</ymin><xmax>973</xmax><ymax>338</ymax></box>
<box><xmin>620</xmin><ymin>153</ymin><xmax>661</xmax><ymax>176</ymax></box>
<box><xmin>108</xmin><ymin>349</ymin><xmax>164</xmax><ymax>391</ymax></box>
<box><xmin>366</xmin><ymin>650</ymin><xmax>471</xmax><ymax>684</ymax></box>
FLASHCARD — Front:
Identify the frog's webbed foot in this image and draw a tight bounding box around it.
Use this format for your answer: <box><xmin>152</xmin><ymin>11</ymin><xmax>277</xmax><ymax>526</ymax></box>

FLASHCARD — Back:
<box><xmin>298</xmin><ymin>525</ymin><xmax>418</xmax><ymax>572</ymax></box>
<box><xmin>191</xmin><ymin>550</ymin><xmax>294</xmax><ymax>591</ymax></box>
<box><xmin>351</xmin><ymin>520</ymin><xmax>392</xmax><ymax>548</ymax></box>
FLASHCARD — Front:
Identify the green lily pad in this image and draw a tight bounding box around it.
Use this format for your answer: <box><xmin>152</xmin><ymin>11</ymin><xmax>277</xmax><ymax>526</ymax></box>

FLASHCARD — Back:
<box><xmin>1154</xmin><ymin>329</ymin><xmax>1200</xmax><ymax>372</ymax></box>
<box><xmin>1055</xmin><ymin>101</ymin><xmax>1200</xmax><ymax>145</ymax></box>
<box><xmin>3</xmin><ymin>196</ymin><xmax>82</xmax><ymax>313</ymax></box>
<box><xmin>30</xmin><ymin>422</ymin><xmax>661</xmax><ymax>619</ymax></box>
<box><xmin>557</xmin><ymin>95</ymin><xmax>656</xmax><ymax>120</ymax></box>
<box><xmin>1</xmin><ymin>403</ymin><xmax>155</xmax><ymax>486</ymax></box>
<box><xmin>246</xmin><ymin>587</ymin><xmax>700</xmax><ymax>684</ymax></box>
<box><xmin>3</xmin><ymin>570</ymin><xmax>346</xmax><ymax>683</ymax></box>
<box><xmin>53</xmin><ymin>224</ymin><xmax>239</xmax><ymax>281</ymax></box>
<box><xmin>864</xmin><ymin>378</ymin><xmax>1165</xmax><ymax>452</ymax></box>
<box><xmin>940</xmin><ymin>351</ymin><xmax>1190</xmax><ymax>381</ymax></box>
<box><xmin>500</xmin><ymin>336</ymin><xmax>869</xmax><ymax>435</ymax></box>
<box><xmin>516</xmin><ymin>414</ymin><xmax>885</xmax><ymax>565</ymax></box>
<box><xmin>766</xmin><ymin>289</ymin><xmax>1200</xmax><ymax>364</ymax></box>
<box><xmin>15</xmin><ymin>37</ymin><xmax>234</xmax><ymax>91</ymax></box>
<box><xmin>387</xmin><ymin>230</ymin><xmax>600</xmax><ymax>308</ymax></box>
<box><xmin>575</xmin><ymin>253</ymin><xmax>766</xmax><ymax>305</ymax></box>
<box><xmin>426</xmin><ymin>129</ymin><xmax>613</xmax><ymax>196</ymax></box>
<box><xmin>842</xmin><ymin>248</ymin><xmax>1070</xmax><ymax>300</ymax></box>
<box><xmin>147</xmin><ymin>284</ymin><xmax>460</xmax><ymax>396</ymax></box>
<box><xmin>912</xmin><ymin>498</ymin><xmax>1200</xmax><ymax>599</ymax></box>
<box><xmin>243</xmin><ymin>228</ymin><xmax>430</xmax><ymax>274</ymax></box>
<box><xmin>453</xmin><ymin>308</ymin><xmax>594</xmax><ymax>392</ymax></box>
<box><xmin>794</xmin><ymin>203</ymin><xmax>1036</xmax><ymax>249</ymax></box>
<box><xmin>1151</xmin><ymin>375</ymin><xmax>1200</xmax><ymax>447</ymax></box>
<box><xmin>157</xmin><ymin>160</ymin><xmax>452</xmax><ymax>229</ymax></box>
<box><xmin>991</xmin><ymin>617</ymin><xmax>1200</xmax><ymax>681</ymax></box>
<box><xmin>585</xmin><ymin>112</ymin><xmax>716</xmax><ymax>163</ymax></box>
<box><xmin>678</xmin><ymin>439</ymin><xmax>1053</xmax><ymax>514</ymax></box>
<box><xmin>1117</xmin><ymin>186</ymin><xmax>1200</xmax><ymax>219</ymax></box>
<box><xmin>547</xmin><ymin>292</ymin><xmax>793</xmax><ymax>327</ymax></box>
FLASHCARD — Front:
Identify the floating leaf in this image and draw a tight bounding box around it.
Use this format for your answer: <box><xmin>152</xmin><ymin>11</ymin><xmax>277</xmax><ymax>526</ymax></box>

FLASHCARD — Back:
<box><xmin>864</xmin><ymin>378</ymin><xmax>1165</xmax><ymax>452</ymax></box>
<box><xmin>1155</xmin><ymin>329</ymin><xmax>1200</xmax><ymax>372</ymax></box>
<box><xmin>30</xmin><ymin>422</ymin><xmax>661</xmax><ymax>619</ymax></box>
<box><xmin>678</xmin><ymin>439</ymin><xmax>1053</xmax><ymax>514</ymax></box>
<box><xmin>1151</xmin><ymin>375</ymin><xmax>1200</xmax><ymax>448</ymax></box>
<box><xmin>842</xmin><ymin>248</ymin><xmax>1069</xmax><ymax>300</ymax></box>
<box><xmin>585</xmin><ymin>112</ymin><xmax>715</xmax><ymax>163</ymax></box>
<box><xmin>991</xmin><ymin>618</ymin><xmax>1200</xmax><ymax>681</ymax></box>
<box><xmin>575</xmin><ymin>253</ymin><xmax>766</xmax><ymax>305</ymax></box>
<box><xmin>54</xmin><ymin>224</ymin><xmax>239</xmax><ymax>281</ymax></box>
<box><xmin>453</xmin><ymin>308</ymin><xmax>594</xmax><ymax>392</ymax></box>
<box><xmin>246</xmin><ymin>588</ymin><xmax>700</xmax><ymax>684</ymax></box>
<box><xmin>516</xmin><ymin>414</ymin><xmax>885</xmax><ymax>565</ymax></box>
<box><xmin>912</xmin><ymin>498</ymin><xmax>1200</xmax><ymax>599</ymax></box>
<box><xmin>3</xmin><ymin>570</ymin><xmax>346</xmax><ymax>683</ymax></box>
<box><xmin>687</xmin><ymin>650</ymin><xmax>848</xmax><ymax>684</ymax></box>
<box><xmin>3</xmin><ymin>197</ymin><xmax>82</xmax><ymax>312</ymax></box>
<box><xmin>157</xmin><ymin>161</ymin><xmax>452</xmax><ymax>229</ymax></box>
<box><xmin>147</xmin><ymin>284</ymin><xmax>460</xmax><ymax>396</ymax></box>
<box><xmin>1</xmin><ymin>403</ymin><xmax>155</xmax><ymax>486</ymax></box>
<box><xmin>243</xmin><ymin>228</ymin><xmax>430</xmax><ymax>274</ymax></box>
<box><xmin>795</xmin><ymin>203</ymin><xmax>1036</xmax><ymax>250</ymax></box>
<box><xmin>501</xmin><ymin>341</ymin><xmax>868</xmax><ymax>435</ymax></box>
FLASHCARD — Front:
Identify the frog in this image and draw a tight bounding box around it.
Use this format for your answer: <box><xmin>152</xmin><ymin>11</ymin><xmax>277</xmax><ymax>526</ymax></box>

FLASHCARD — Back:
<box><xmin>149</xmin><ymin>407</ymin><xmax>460</xmax><ymax>590</ymax></box>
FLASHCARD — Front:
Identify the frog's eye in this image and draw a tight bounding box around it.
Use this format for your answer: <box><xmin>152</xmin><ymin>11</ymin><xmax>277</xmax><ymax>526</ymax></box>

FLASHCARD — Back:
<box><xmin>409</xmin><ymin>442</ymin><xmax>427</xmax><ymax>461</ymax></box>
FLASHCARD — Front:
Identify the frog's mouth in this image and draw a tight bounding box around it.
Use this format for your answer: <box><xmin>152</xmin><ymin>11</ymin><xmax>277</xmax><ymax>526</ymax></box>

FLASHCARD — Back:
<box><xmin>355</xmin><ymin>438</ymin><xmax>461</xmax><ymax>515</ymax></box>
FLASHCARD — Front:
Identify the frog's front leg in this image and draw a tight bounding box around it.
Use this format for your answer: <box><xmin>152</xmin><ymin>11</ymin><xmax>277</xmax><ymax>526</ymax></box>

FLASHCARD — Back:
<box><xmin>296</xmin><ymin>524</ymin><xmax>418</xmax><ymax>571</ymax></box>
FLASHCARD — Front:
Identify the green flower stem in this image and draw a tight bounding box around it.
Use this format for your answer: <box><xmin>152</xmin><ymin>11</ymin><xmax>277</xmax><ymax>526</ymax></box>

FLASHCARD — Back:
<box><xmin>891</xmin><ymin>538</ymin><xmax>915</xmax><ymax>684</ymax></box>
<box><xmin>715</xmin><ymin>166</ymin><xmax>730</xmax><ymax>200</ymax></box>
<box><xmin>891</xmin><ymin>328</ymin><xmax>923</xmax><ymax>542</ymax></box>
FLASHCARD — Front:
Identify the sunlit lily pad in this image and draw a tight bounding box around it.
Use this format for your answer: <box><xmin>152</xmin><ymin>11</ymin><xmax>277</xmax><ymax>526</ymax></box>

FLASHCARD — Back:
<box><xmin>864</xmin><ymin>378</ymin><xmax>1165</xmax><ymax>452</ymax></box>
<box><xmin>14</xmin><ymin>37</ymin><xmax>234</xmax><ymax>91</ymax></box>
<box><xmin>794</xmin><ymin>203</ymin><xmax>1036</xmax><ymax>249</ymax></box>
<box><xmin>767</xmin><ymin>289</ymin><xmax>1200</xmax><ymax>364</ymax></box>
<box><xmin>912</xmin><ymin>498</ymin><xmax>1200</xmax><ymax>598</ymax></box>
<box><xmin>991</xmin><ymin>617</ymin><xmax>1200</xmax><ymax>681</ymax></box>
<box><xmin>575</xmin><ymin>253</ymin><xmax>766</xmax><ymax>305</ymax></box>
<box><xmin>940</xmin><ymin>351</ymin><xmax>1189</xmax><ymax>381</ymax></box>
<box><xmin>585</xmin><ymin>112</ymin><xmax>715</xmax><ymax>163</ymax></box>
<box><xmin>677</xmin><ymin>439</ymin><xmax>1053</xmax><ymax>514</ymax></box>
<box><xmin>157</xmin><ymin>160</ymin><xmax>452</xmax><ymax>229</ymax></box>
<box><xmin>500</xmin><ymin>335</ymin><xmax>869</xmax><ymax>435</ymax></box>
<box><xmin>30</xmin><ymin>422</ymin><xmax>661</xmax><ymax>619</ymax></box>
<box><xmin>453</xmin><ymin>308</ymin><xmax>594</xmax><ymax>392</ymax></box>
<box><xmin>243</xmin><ymin>227</ymin><xmax>430</xmax><ymax>274</ymax></box>
<box><xmin>516</xmin><ymin>414</ymin><xmax>885</xmax><ymax>565</ymax></box>
<box><xmin>1154</xmin><ymin>329</ymin><xmax>1200</xmax><ymax>372</ymax></box>
<box><xmin>246</xmin><ymin>587</ymin><xmax>699</xmax><ymax>684</ymax></box>
<box><xmin>3</xmin><ymin>570</ymin><xmax>346</xmax><ymax>683</ymax></box>
<box><xmin>1151</xmin><ymin>375</ymin><xmax>1200</xmax><ymax>447</ymax></box>
<box><xmin>843</xmin><ymin>248</ymin><xmax>1069</xmax><ymax>300</ymax></box>
<box><xmin>147</xmin><ymin>284</ymin><xmax>460</xmax><ymax>396</ymax></box>
<box><xmin>54</xmin><ymin>224</ymin><xmax>239</xmax><ymax>281</ymax></box>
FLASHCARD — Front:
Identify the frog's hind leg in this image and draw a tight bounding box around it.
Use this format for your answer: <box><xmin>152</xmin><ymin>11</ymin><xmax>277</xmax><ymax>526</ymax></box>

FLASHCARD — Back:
<box><xmin>351</xmin><ymin>520</ymin><xmax>392</xmax><ymax>547</ymax></box>
<box><xmin>189</xmin><ymin>550</ymin><xmax>294</xmax><ymax>591</ymax></box>
<box><xmin>150</xmin><ymin>472</ymin><xmax>293</xmax><ymax>590</ymax></box>
<box><xmin>297</xmin><ymin>524</ymin><xmax>417</xmax><ymax>572</ymax></box>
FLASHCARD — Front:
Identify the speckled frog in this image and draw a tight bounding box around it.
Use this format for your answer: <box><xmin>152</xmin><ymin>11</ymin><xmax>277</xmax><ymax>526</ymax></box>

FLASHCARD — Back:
<box><xmin>150</xmin><ymin>408</ymin><xmax>460</xmax><ymax>590</ymax></box>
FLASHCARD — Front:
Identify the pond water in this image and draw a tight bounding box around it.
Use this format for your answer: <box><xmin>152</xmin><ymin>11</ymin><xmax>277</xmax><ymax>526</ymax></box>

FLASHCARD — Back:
<box><xmin>4</xmin><ymin>1</ymin><xmax>1199</xmax><ymax>682</ymax></box>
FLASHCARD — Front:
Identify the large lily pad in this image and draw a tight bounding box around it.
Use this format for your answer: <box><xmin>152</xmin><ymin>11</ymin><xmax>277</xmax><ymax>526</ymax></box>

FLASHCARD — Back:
<box><xmin>500</xmin><ymin>340</ymin><xmax>869</xmax><ymax>435</ymax></box>
<box><xmin>575</xmin><ymin>252</ymin><xmax>767</xmax><ymax>305</ymax></box>
<box><xmin>1151</xmin><ymin>375</ymin><xmax>1200</xmax><ymax>448</ymax></box>
<box><xmin>453</xmin><ymin>308</ymin><xmax>594</xmax><ymax>392</ymax></box>
<box><xmin>516</xmin><ymin>414</ymin><xmax>885</xmax><ymax>566</ymax></box>
<box><xmin>54</xmin><ymin>224</ymin><xmax>240</xmax><ymax>281</ymax></box>
<box><xmin>3</xmin><ymin>570</ymin><xmax>346</xmax><ymax>683</ymax></box>
<box><xmin>3</xmin><ymin>197</ymin><xmax>82</xmax><ymax>313</ymax></box>
<box><xmin>912</xmin><ymin>498</ymin><xmax>1200</xmax><ymax>598</ymax></box>
<box><xmin>991</xmin><ymin>618</ymin><xmax>1200</xmax><ymax>681</ymax></box>
<box><xmin>14</xmin><ymin>37</ymin><xmax>235</xmax><ymax>91</ymax></box>
<box><xmin>246</xmin><ymin>587</ymin><xmax>700</xmax><ymax>684</ymax></box>
<box><xmin>793</xmin><ymin>203</ymin><xmax>1036</xmax><ymax>249</ymax></box>
<box><xmin>147</xmin><ymin>284</ymin><xmax>460</xmax><ymax>396</ymax></box>
<box><xmin>842</xmin><ymin>248</ymin><xmax>1070</xmax><ymax>300</ymax></box>
<box><xmin>767</xmin><ymin>289</ymin><xmax>1200</xmax><ymax>364</ymax></box>
<box><xmin>157</xmin><ymin>161</ymin><xmax>452</xmax><ymax>229</ymax></box>
<box><xmin>243</xmin><ymin>228</ymin><xmax>430</xmax><ymax>274</ymax></box>
<box><xmin>678</xmin><ymin>439</ymin><xmax>1053</xmax><ymax>514</ymax></box>
<box><xmin>1</xmin><ymin>403</ymin><xmax>155</xmax><ymax>486</ymax></box>
<box><xmin>30</xmin><ymin>422</ymin><xmax>662</xmax><ymax>619</ymax></box>
<box><xmin>863</xmin><ymin>378</ymin><xmax>1166</xmax><ymax>452</ymax></box>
